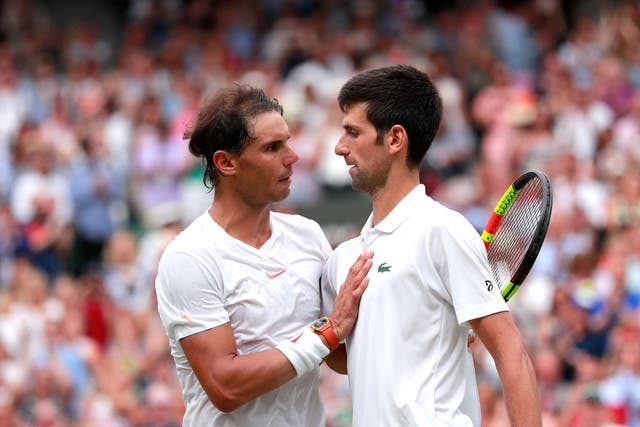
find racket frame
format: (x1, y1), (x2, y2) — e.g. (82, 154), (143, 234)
(481, 170), (553, 301)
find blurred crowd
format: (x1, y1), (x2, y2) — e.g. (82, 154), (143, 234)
(1, 0), (640, 426)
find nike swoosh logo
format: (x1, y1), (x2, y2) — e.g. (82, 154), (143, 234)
(266, 269), (286, 279)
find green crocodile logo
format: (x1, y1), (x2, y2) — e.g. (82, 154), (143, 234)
(377, 262), (392, 273)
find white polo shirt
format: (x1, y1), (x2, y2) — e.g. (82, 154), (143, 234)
(156, 211), (332, 427)
(322, 185), (508, 427)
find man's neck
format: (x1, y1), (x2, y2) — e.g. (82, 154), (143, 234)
(209, 191), (272, 249)
(370, 174), (420, 227)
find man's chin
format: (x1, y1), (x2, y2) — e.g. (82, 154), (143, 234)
(275, 189), (291, 202)
(350, 179), (367, 193)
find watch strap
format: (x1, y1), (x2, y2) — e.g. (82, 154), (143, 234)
(311, 317), (340, 351)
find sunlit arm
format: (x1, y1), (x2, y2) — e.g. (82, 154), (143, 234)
(180, 323), (296, 413)
(470, 311), (542, 427)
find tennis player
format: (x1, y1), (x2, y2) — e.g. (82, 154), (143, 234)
(321, 65), (542, 426)
(155, 85), (372, 427)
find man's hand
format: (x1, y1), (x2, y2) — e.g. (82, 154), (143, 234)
(329, 250), (373, 341)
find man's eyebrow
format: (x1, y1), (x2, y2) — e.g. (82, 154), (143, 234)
(266, 134), (290, 144)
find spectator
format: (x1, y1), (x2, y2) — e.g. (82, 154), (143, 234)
(69, 124), (127, 276)
(0, 1), (639, 425)
(10, 134), (72, 280)
(130, 96), (191, 230)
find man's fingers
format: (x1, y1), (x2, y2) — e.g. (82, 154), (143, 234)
(345, 251), (374, 287)
(467, 333), (476, 347)
(355, 258), (373, 278)
(351, 277), (369, 297)
(348, 251), (373, 275)
(330, 252), (373, 339)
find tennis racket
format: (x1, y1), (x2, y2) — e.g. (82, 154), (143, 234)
(481, 170), (553, 302)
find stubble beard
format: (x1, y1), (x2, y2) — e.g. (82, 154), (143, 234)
(350, 164), (388, 195)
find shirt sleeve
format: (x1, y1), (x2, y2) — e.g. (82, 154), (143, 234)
(155, 250), (229, 341)
(308, 218), (334, 315)
(320, 252), (339, 316)
(432, 213), (509, 325)
(310, 219), (333, 261)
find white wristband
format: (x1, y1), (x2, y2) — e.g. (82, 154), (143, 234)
(276, 329), (330, 376)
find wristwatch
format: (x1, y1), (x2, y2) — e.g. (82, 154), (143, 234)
(310, 316), (340, 351)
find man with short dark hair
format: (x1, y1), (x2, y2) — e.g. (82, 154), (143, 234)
(322, 65), (542, 427)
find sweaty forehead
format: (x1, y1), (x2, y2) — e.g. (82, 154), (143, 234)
(250, 111), (289, 141)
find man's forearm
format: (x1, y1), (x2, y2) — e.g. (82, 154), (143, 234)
(470, 312), (542, 427)
(497, 347), (542, 427)
(202, 348), (297, 412)
(187, 323), (337, 413)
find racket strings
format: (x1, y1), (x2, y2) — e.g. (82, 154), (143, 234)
(487, 178), (543, 289)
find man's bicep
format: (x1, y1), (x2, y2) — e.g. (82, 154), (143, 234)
(180, 323), (237, 398)
(179, 322), (299, 413)
(469, 311), (523, 361)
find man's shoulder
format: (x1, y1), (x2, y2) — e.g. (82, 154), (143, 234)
(330, 235), (361, 259)
(162, 213), (211, 254)
(413, 197), (477, 233)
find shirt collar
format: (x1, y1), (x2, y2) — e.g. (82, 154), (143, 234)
(360, 184), (426, 235)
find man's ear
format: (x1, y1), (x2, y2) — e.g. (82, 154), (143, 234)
(212, 150), (236, 177)
(387, 124), (407, 156)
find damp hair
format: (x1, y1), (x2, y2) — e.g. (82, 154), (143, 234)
(185, 84), (284, 189)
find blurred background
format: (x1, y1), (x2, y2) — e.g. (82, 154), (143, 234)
(1, 0), (640, 426)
